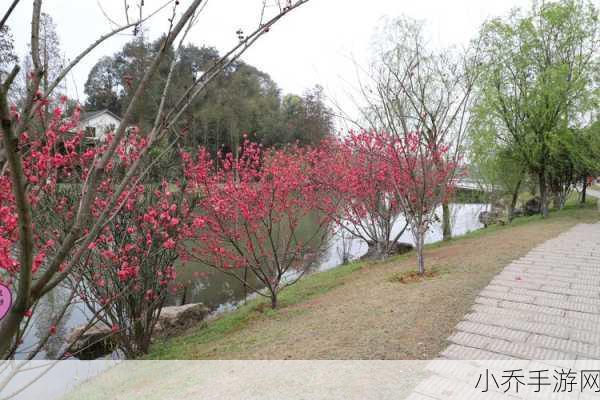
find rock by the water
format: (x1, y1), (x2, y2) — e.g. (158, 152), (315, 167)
(524, 197), (541, 216)
(155, 303), (210, 335)
(66, 324), (116, 360)
(511, 208), (524, 218)
(391, 242), (414, 255)
(478, 209), (504, 227)
(67, 302), (209, 359)
(361, 241), (414, 260)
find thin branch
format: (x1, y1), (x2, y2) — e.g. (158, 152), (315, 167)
(43, 0), (175, 98)
(0, 0), (20, 31)
(0, 0), (42, 358)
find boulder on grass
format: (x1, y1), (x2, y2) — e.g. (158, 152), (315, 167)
(66, 324), (116, 360)
(524, 197), (541, 216)
(478, 209), (505, 228)
(510, 208), (524, 218)
(154, 303), (210, 336)
(361, 241), (414, 260)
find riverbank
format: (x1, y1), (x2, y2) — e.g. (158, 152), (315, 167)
(147, 199), (599, 360)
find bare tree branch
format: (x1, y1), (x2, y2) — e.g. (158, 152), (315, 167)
(43, 0), (175, 99)
(0, 0), (20, 31)
(0, 0), (42, 358)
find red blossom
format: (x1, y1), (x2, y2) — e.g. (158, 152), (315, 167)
(162, 238), (176, 249)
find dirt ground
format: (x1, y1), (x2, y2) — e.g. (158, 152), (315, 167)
(153, 208), (599, 360)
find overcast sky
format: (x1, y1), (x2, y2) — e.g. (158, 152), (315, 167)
(7, 0), (538, 110)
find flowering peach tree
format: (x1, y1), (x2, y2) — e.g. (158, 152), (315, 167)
(386, 131), (458, 274)
(0, 102), (190, 359)
(310, 130), (457, 273)
(76, 181), (192, 358)
(183, 140), (329, 309)
(308, 131), (408, 260)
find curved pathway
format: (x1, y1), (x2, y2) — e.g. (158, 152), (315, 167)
(444, 222), (600, 360)
(408, 221), (600, 399)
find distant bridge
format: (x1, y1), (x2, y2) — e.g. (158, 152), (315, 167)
(455, 179), (498, 192)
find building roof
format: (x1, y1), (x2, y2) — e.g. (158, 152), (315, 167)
(80, 109), (122, 125)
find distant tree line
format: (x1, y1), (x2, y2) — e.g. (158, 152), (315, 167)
(470, 0), (600, 216)
(83, 36), (334, 154)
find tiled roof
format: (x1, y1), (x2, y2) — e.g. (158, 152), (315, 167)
(80, 109), (122, 124)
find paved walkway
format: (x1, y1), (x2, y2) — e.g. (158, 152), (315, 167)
(443, 222), (600, 360)
(408, 222), (600, 399)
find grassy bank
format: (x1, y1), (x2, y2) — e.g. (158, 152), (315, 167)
(147, 199), (599, 360)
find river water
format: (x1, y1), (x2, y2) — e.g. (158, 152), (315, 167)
(18, 203), (488, 359)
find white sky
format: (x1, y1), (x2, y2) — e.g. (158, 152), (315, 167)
(7, 0), (538, 110)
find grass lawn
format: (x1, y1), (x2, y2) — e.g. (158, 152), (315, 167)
(147, 199), (599, 360)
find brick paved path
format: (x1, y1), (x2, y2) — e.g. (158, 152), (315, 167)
(442, 223), (600, 360)
(407, 223), (600, 399)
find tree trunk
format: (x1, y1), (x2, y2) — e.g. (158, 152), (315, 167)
(442, 201), (451, 241)
(416, 234), (425, 275)
(181, 285), (188, 305)
(0, 309), (23, 358)
(552, 193), (561, 210)
(134, 318), (146, 357)
(242, 266), (249, 303)
(270, 293), (278, 309)
(364, 240), (389, 261)
(378, 240), (390, 260)
(539, 172), (549, 218)
(508, 178), (522, 222)
(581, 177), (587, 205)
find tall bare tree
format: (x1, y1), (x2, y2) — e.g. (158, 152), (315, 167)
(357, 17), (479, 240)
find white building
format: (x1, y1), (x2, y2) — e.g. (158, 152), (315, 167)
(79, 109), (122, 142)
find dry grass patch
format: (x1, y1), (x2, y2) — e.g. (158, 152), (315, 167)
(387, 270), (441, 284)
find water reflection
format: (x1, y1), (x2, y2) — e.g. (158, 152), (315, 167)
(321, 203), (489, 270)
(16, 285), (88, 360)
(172, 203), (489, 307)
